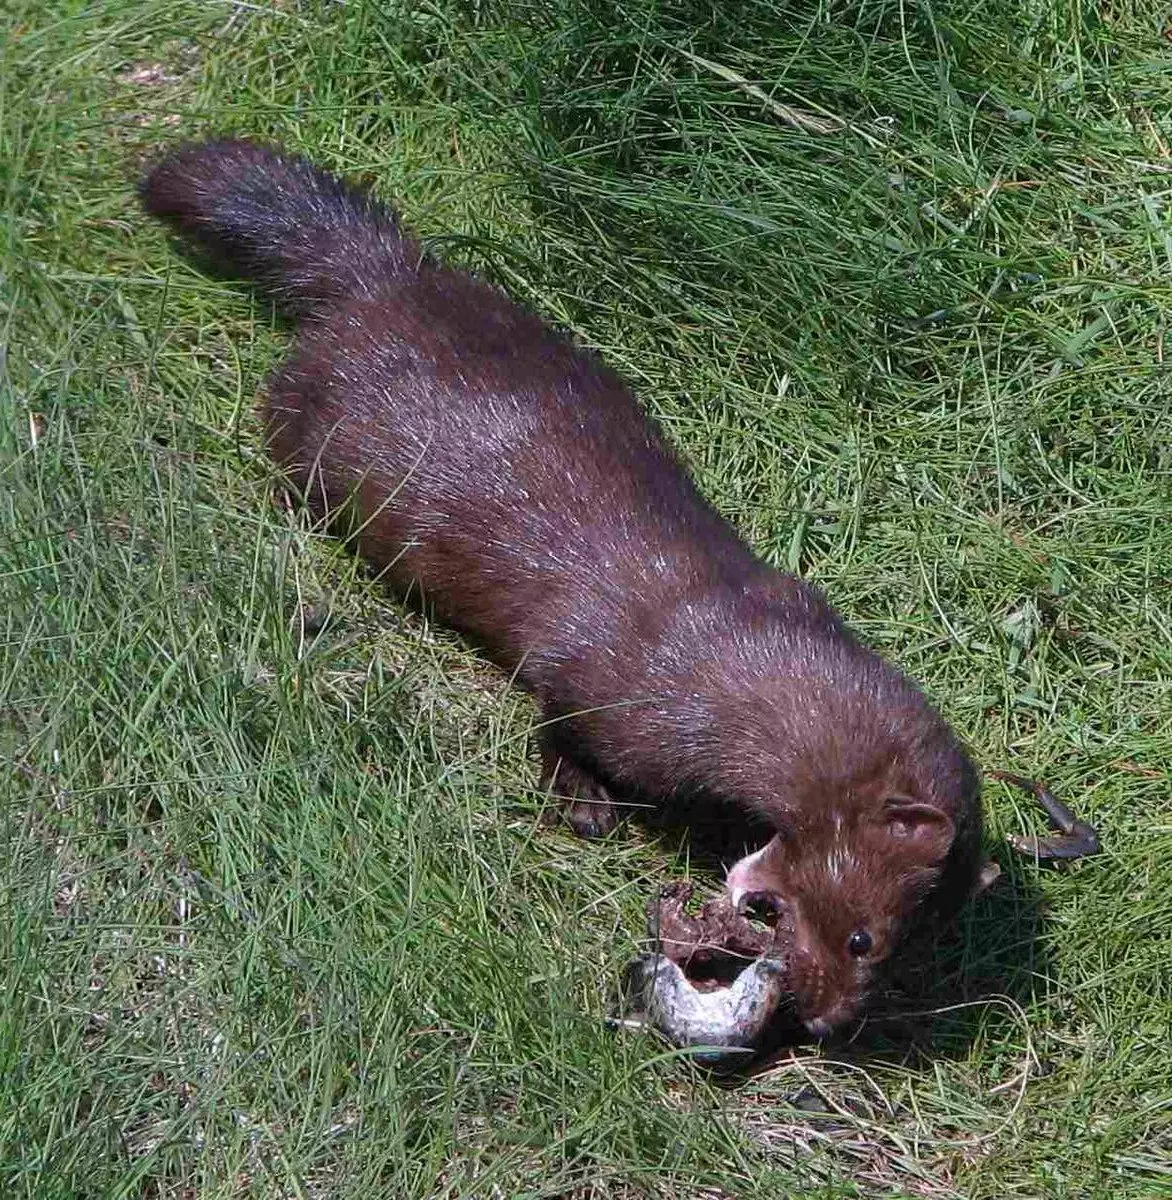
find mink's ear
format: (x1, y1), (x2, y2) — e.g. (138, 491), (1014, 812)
(883, 797), (955, 863)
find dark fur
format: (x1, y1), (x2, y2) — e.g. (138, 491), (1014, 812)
(140, 139), (984, 1033)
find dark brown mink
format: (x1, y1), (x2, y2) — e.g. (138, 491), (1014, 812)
(140, 138), (987, 1036)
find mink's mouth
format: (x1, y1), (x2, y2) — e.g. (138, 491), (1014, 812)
(736, 889), (786, 925)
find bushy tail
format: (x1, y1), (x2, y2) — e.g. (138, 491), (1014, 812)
(139, 139), (416, 318)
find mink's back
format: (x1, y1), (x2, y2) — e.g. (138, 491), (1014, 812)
(266, 263), (787, 685)
(141, 140), (839, 720)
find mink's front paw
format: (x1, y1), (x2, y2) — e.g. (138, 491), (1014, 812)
(540, 751), (619, 838)
(565, 792), (619, 838)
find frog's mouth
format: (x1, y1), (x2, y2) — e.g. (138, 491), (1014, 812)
(616, 883), (798, 1063)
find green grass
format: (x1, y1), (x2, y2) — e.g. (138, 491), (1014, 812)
(3, 0), (1171, 1196)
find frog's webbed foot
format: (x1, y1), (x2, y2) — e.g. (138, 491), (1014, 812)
(991, 770), (1101, 860)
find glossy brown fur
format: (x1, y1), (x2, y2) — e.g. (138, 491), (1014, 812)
(140, 139), (984, 1034)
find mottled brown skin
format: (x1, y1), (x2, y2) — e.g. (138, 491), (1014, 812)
(140, 138), (985, 1035)
(649, 883), (792, 979)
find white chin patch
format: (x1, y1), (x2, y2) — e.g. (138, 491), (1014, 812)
(725, 836), (782, 909)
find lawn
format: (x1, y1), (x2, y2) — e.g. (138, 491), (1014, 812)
(2, 0), (1170, 1196)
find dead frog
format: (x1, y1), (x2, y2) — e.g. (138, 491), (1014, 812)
(619, 882), (799, 1062)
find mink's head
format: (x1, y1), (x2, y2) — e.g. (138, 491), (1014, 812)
(721, 686), (983, 1037)
(649, 594), (989, 1038)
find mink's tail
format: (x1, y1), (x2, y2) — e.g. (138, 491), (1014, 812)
(139, 138), (417, 319)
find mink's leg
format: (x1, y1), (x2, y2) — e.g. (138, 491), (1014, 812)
(539, 737), (619, 838)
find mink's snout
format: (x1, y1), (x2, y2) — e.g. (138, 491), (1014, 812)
(791, 946), (869, 1038)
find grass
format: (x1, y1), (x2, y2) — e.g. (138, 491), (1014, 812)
(2, 0), (1171, 1195)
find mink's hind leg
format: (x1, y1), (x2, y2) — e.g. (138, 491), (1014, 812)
(539, 738), (619, 838)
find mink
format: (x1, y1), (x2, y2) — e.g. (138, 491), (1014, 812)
(140, 138), (986, 1036)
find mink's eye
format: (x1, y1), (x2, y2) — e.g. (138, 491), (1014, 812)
(847, 929), (873, 957)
